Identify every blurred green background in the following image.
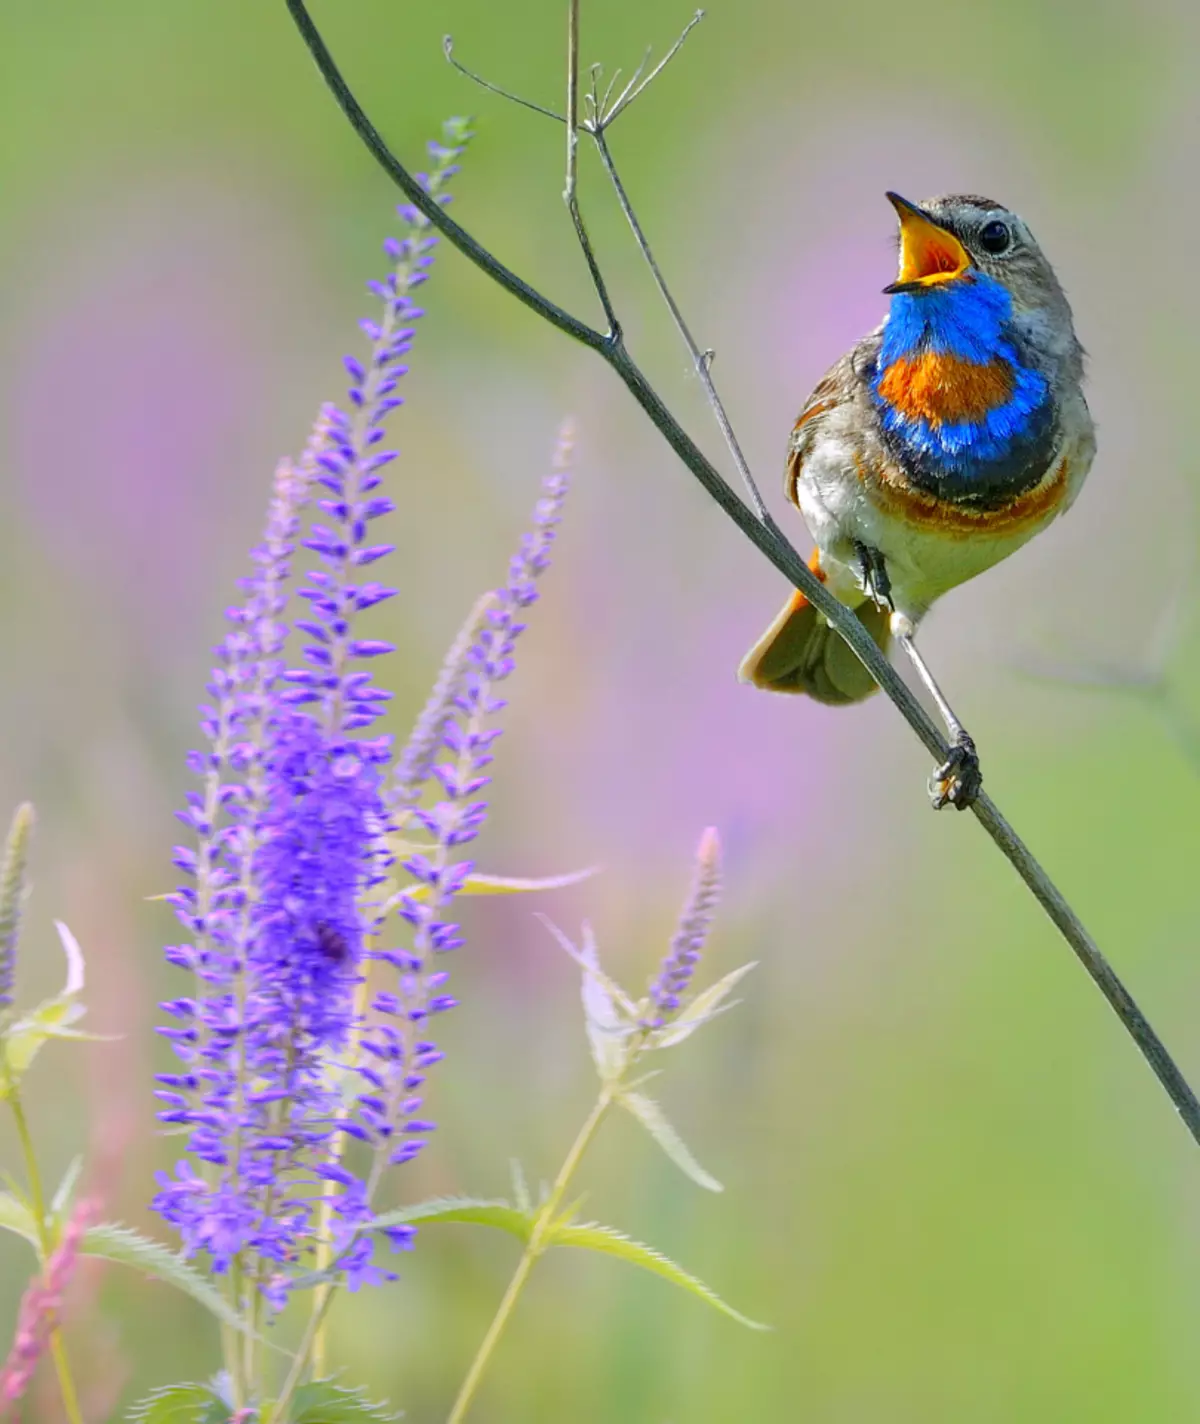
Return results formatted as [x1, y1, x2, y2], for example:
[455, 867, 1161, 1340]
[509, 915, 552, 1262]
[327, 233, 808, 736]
[3, 0, 1200, 1418]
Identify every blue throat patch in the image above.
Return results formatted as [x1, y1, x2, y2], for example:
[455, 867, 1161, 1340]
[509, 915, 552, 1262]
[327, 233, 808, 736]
[872, 272, 1054, 496]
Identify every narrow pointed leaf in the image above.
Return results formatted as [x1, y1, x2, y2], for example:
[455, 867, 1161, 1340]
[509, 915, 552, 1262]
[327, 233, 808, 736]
[51, 1155, 85, 1220]
[397, 864, 598, 902]
[55, 920, 86, 995]
[371, 1196, 533, 1243]
[127, 1383, 230, 1424]
[291, 1381, 402, 1421]
[77, 1223, 257, 1337]
[0, 1188, 38, 1246]
[1, 996, 84, 1082]
[620, 1091, 723, 1192]
[546, 1220, 768, 1330]
[650, 962, 757, 1049]
[536, 914, 637, 1015]
[578, 927, 630, 1081]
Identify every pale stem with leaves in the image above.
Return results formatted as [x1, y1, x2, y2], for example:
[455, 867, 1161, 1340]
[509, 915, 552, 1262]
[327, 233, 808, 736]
[0, 806, 85, 1424]
[446, 827, 756, 1424]
[283, 0, 1200, 1153]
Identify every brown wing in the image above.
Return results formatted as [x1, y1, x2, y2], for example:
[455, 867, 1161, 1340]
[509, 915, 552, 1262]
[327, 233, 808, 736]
[784, 332, 880, 507]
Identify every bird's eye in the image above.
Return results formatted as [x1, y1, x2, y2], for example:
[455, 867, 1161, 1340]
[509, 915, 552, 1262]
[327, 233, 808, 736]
[978, 218, 1012, 255]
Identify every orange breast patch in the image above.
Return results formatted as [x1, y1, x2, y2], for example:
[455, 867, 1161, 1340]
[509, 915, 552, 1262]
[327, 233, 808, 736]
[859, 452, 1072, 539]
[877, 351, 1014, 427]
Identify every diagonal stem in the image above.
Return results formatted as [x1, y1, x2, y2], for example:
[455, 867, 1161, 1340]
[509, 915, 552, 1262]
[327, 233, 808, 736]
[446, 1088, 614, 1424]
[282, 0, 1200, 1151]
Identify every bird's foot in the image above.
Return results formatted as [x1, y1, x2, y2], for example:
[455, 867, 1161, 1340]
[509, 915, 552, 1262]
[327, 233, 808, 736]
[855, 542, 894, 612]
[929, 730, 982, 811]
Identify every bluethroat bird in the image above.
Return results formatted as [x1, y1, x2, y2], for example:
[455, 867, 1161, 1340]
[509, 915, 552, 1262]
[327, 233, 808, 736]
[739, 193, 1095, 808]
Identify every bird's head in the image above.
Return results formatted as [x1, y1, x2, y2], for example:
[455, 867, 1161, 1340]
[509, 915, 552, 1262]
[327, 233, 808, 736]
[884, 192, 1066, 316]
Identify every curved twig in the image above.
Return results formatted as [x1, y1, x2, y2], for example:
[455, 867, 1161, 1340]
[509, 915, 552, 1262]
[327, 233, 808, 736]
[281, 0, 1200, 1149]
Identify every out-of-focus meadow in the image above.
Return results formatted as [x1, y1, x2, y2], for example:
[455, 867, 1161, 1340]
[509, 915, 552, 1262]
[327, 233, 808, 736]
[3, 0, 1200, 1417]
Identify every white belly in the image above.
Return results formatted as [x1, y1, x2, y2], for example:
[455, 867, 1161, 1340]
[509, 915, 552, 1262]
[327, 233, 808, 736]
[795, 424, 1092, 622]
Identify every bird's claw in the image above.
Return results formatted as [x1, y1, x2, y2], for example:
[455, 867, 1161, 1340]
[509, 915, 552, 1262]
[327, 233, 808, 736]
[929, 731, 981, 811]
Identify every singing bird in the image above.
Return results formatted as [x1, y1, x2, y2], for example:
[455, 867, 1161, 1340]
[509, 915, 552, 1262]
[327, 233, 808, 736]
[739, 193, 1095, 807]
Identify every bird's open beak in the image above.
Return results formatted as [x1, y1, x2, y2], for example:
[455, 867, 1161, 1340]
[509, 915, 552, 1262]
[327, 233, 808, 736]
[883, 192, 972, 294]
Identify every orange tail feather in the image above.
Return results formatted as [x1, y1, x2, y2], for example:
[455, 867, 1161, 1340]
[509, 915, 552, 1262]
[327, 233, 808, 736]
[738, 557, 890, 705]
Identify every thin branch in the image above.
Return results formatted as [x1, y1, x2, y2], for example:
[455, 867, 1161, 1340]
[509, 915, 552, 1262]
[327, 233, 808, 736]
[603, 9, 705, 127]
[282, 0, 1200, 1150]
[563, 0, 620, 335]
[442, 35, 565, 123]
[591, 127, 770, 521]
[285, 0, 606, 354]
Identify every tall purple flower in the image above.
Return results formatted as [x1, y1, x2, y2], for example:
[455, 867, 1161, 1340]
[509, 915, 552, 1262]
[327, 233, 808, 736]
[348, 424, 575, 1183]
[153, 121, 472, 1302]
[0, 803, 34, 1018]
[645, 826, 722, 1027]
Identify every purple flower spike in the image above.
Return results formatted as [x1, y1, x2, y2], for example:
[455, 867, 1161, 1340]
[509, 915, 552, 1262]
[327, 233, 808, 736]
[355, 423, 575, 1169]
[0, 804, 34, 1017]
[646, 827, 722, 1028]
[154, 123, 473, 1306]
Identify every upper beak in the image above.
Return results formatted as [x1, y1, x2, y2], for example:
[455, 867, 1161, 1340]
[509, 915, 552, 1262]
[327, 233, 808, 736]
[883, 192, 972, 294]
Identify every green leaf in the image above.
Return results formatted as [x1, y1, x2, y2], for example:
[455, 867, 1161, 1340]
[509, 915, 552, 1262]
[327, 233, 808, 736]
[51, 1155, 84, 1221]
[80, 1223, 256, 1338]
[400, 864, 598, 902]
[290, 1380, 401, 1422]
[371, 1196, 532, 1243]
[546, 1220, 768, 1331]
[0, 1187, 37, 1239]
[650, 962, 757, 1050]
[579, 927, 631, 1082]
[1, 995, 88, 1086]
[536, 914, 637, 1016]
[619, 1090, 723, 1193]
[126, 1382, 231, 1424]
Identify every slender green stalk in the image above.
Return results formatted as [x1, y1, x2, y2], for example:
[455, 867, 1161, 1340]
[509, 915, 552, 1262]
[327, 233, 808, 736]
[446, 1088, 614, 1424]
[264, 1289, 337, 1424]
[6, 1085, 85, 1424]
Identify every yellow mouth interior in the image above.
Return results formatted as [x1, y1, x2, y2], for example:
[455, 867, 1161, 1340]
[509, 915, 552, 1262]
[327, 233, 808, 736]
[892, 202, 971, 287]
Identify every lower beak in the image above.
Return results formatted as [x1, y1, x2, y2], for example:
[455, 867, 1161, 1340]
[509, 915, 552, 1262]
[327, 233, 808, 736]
[884, 192, 971, 294]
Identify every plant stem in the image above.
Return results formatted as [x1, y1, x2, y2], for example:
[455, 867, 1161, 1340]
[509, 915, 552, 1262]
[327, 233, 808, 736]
[445, 1088, 614, 1424]
[7, 1086, 85, 1424]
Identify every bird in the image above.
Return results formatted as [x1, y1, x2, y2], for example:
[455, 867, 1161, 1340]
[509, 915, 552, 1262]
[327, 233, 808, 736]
[738, 192, 1095, 807]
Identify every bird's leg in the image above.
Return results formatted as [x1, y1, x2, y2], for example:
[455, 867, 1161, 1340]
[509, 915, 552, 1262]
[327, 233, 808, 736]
[890, 612, 982, 809]
[854, 542, 981, 811]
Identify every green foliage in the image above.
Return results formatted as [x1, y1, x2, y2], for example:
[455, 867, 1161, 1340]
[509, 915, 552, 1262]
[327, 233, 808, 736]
[372, 1196, 534, 1243]
[617, 1089, 723, 1192]
[288, 1381, 401, 1422]
[370, 1194, 764, 1329]
[126, 1382, 229, 1424]
[0, 920, 96, 1093]
[547, 1221, 769, 1331]
[0, 1193, 255, 1339]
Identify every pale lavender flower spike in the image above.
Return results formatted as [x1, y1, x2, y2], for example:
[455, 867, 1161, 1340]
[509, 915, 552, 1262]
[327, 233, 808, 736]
[646, 826, 722, 1027]
[355, 423, 574, 1185]
[0, 803, 34, 1016]
[154, 122, 473, 1302]
[153, 115, 578, 1310]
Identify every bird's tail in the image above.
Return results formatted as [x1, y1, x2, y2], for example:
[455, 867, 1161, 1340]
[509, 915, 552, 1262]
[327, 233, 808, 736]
[738, 566, 890, 705]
